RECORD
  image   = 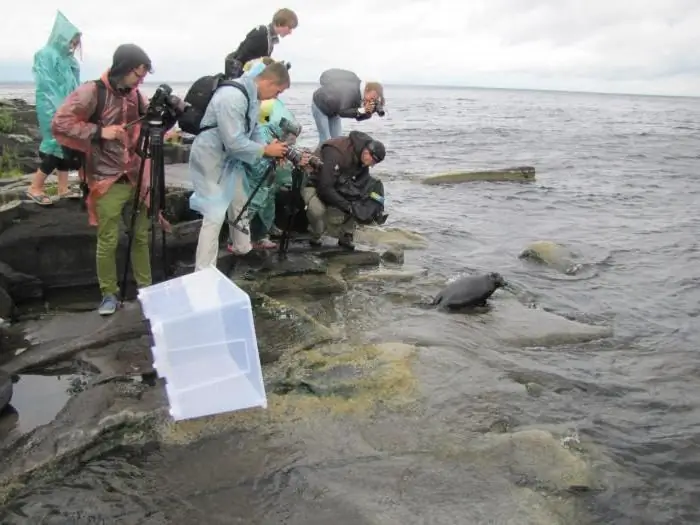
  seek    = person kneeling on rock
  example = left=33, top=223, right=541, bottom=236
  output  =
left=51, top=44, right=183, bottom=316
left=303, top=131, right=387, bottom=250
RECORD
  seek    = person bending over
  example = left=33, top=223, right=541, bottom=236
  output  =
left=27, top=11, right=82, bottom=205
left=224, top=8, right=298, bottom=79
left=302, top=130, right=386, bottom=250
left=311, top=69, right=385, bottom=144
left=52, top=44, right=183, bottom=315
left=189, top=62, right=291, bottom=270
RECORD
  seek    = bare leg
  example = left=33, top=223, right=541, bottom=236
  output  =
left=27, top=169, right=51, bottom=196
left=56, top=170, right=69, bottom=195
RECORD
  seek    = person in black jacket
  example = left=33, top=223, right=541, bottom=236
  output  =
left=224, top=8, right=298, bottom=79
left=302, top=130, right=386, bottom=249
left=311, top=69, right=385, bottom=144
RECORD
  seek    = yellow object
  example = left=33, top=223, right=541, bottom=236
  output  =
left=258, top=99, right=275, bottom=123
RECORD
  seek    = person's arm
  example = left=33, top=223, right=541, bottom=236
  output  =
left=316, top=148, right=353, bottom=212
left=51, top=82, right=99, bottom=153
left=32, top=50, right=62, bottom=121
left=211, top=87, right=264, bottom=165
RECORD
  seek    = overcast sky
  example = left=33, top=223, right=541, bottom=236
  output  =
left=0, top=0, right=698, bottom=96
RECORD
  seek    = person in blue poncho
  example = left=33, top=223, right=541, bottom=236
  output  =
left=189, top=62, right=291, bottom=270
left=228, top=97, right=301, bottom=251
left=26, top=11, right=82, bottom=205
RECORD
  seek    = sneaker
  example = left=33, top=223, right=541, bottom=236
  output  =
left=98, top=294, right=118, bottom=316
left=338, top=233, right=355, bottom=251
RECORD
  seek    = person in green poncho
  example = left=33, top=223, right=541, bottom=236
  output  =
left=26, top=11, right=82, bottom=205
left=227, top=97, right=300, bottom=251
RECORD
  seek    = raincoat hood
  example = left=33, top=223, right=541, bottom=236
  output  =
left=47, top=11, right=80, bottom=55
left=349, top=130, right=384, bottom=158
left=259, top=98, right=300, bottom=141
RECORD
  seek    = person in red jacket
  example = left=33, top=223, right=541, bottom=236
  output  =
left=52, top=44, right=182, bottom=316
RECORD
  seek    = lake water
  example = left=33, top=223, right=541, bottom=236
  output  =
left=2, top=81, right=700, bottom=524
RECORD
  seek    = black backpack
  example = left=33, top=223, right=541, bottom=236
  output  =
left=178, top=73, right=251, bottom=136
left=61, top=79, right=144, bottom=171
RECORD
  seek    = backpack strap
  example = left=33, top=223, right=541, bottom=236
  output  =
left=89, top=79, right=108, bottom=124
left=200, top=80, right=251, bottom=134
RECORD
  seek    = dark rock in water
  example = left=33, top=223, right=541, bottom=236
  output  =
left=0, top=98, right=190, bottom=175
left=0, top=285, right=12, bottom=319
left=0, top=370, right=11, bottom=412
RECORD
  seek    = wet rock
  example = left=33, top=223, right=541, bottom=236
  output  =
left=354, top=225, right=428, bottom=249
left=519, top=240, right=584, bottom=275
left=0, top=380, right=166, bottom=505
left=380, top=246, right=404, bottom=264
left=421, top=166, right=536, bottom=185
left=0, top=286, right=12, bottom=319
left=0, top=193, right=199, bottom=305
left=0, top=370, right=11, bottom=412
left=475, top=428, right=596, bottom=492
left=477, top=299, right=612, bottom=347
left=315, top=246, right=381, bottom=267
left=0, top=97, right=190, bottom=176
left=250, top=294, right=338, bottom=364
left=349, top=266, right=428, bottom=284
left=270, top=342, right=417, bottom=410
left=0, top=301, right=149, bottom=375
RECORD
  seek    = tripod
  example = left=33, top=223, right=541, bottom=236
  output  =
left=277, top=167, right=305, bottom=261
left=118, top=115, right=169, bottom=303
left=226, top=160, right=276, bottom=238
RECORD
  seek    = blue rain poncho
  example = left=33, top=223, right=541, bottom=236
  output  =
left=246, top=98, right=298, bottom=236
left=32, top=11, right=81, bottom=158
left=188, top=75, right=265, bottom=224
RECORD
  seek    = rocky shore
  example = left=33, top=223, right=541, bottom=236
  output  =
left=0, top=98, right=190, bottom=177
left=0, top=154, right=617, bottom=522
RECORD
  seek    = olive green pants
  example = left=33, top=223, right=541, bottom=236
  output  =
left=301, top=187, right=356, bottom=239
left=95, top=182, right=151, bottom=296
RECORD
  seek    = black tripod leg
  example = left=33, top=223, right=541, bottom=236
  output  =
left=120, top=135, right=149, bottom=303
left=228, top=162, right=276, bottom=232
left=153, top=137, right=168, bottom=280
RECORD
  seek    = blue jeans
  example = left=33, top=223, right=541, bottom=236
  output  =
left=312, top=102, right=342, bottom=144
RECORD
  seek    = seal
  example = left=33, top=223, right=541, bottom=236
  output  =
left=431, top=272, right=506, bottom=310
left=0, top=370, right=12, bottom=413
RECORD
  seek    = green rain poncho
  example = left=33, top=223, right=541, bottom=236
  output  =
left=32, top=11, right=81, bottom=158
left=246, top=98, right=298, bottom=238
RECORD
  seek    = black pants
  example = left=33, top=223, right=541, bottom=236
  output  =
left=38, top=152, right=73, bottom=175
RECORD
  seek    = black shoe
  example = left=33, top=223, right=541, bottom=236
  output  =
left=338, top=233, right=355, bottom=250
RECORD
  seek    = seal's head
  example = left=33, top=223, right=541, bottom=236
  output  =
left=488, top=272, right=506, bottom=288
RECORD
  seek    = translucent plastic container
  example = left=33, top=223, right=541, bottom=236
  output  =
left=137, top=266, right=267, bottom=421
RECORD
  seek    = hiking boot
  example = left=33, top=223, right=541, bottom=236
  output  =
left=338, top=233, right=355, bottom=250
left=98, top=294, right=118, bottom=316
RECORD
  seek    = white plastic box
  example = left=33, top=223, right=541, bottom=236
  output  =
left=137, top=266, right=267, bottom=421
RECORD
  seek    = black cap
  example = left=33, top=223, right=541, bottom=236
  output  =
left=110, top=43, right=153, bottom=78
left=366, top=140, right=386, bottom=163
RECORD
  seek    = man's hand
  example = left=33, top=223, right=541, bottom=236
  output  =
left=299, top=151, right=311, bottom=167
left=101, top=125, right=126, bottom=141
left=158, top=211, right=172, bottom=233
left=363, top=100, right=375, bottom=114
left=263, top=139, right=289, bottom=158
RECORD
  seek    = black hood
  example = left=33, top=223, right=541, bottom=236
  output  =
left=349, top=130, right=385, bottom=163
left=109, top=43, right=152, bottom=81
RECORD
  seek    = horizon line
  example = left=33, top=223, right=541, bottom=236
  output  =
left=0, top=78, right=697, bottom=100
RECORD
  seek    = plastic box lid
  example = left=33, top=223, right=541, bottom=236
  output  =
left=137, top=267, right=267, bottom=421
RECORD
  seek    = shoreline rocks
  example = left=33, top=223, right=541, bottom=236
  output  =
left=0, top=98, right=190, bottom=176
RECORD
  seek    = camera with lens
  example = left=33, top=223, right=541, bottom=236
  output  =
left=285, top=146, right=322, bottom=169
left=372, top=99, right=385, bottom=117
left=146, top=84, right=181, bottom=121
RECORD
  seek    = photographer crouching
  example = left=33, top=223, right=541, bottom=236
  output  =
left=51, top=44, right=185, bottom=316
left=303, top=130, right=388, bottom=250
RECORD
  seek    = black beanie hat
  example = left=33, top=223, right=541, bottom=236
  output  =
left=110, top=43, right=152, bottom=78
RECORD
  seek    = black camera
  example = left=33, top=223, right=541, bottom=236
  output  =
left=373, top=100, right=385, bottom=117
left=278, top=117, right=302, bottom=137
left=285, top=146, right=322, bottom=169
left=146, top=84, right=179, bottom=120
